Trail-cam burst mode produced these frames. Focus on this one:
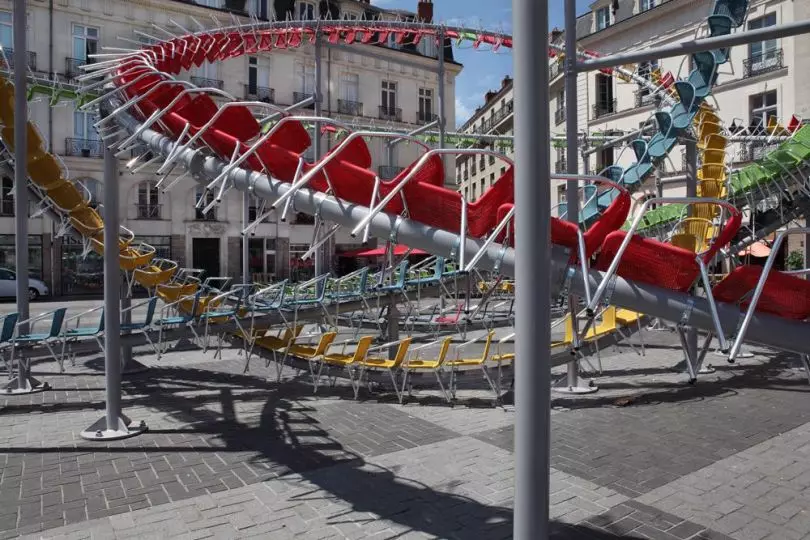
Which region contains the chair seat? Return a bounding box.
[404,359,441,369]
[595,231,701,292]
[199,310,236,319]
[446,358,485,367]
[255,337,288,350]
[491,353,514,362]
[288,345,319,359]
[615,309,641,325]
[360,357,396,369]
[15,333,50,342]
[65,328,101,338]
[713,266,810,320]
[120,323,146,332]
[155,316,189,326]
[322,354,354,366]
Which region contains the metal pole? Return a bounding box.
[437,31,446,153]
[313,30,324,279]
[555,0,597,396]
[685,141,701,370]
[242,191,250,285]
[512,0,551,537]
[578,18,810,71]
[80,131,145,440]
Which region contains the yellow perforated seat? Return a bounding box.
[28,154,65,190]
[69,207,104,237]
[47,181,86,212]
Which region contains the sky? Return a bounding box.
[370,0,593,125]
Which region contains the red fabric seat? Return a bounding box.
[175,95,260,142]
[713,266,810,320]
[595,209,741,292]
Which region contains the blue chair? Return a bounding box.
[283,273,334,327]
[60,306,105,370]
[712,0,748,27]
[631,139,650,164]
[0,312,18,372]
[707,15,734,63]
[198,287,247,357]
[154,290,203,361]
[121,296,158,354]
[648,112,678,160]
[621,162,654,188]
[600,165,624,184]
[670,81,700,131]
[688,52,717,97]
[11,308,67,370]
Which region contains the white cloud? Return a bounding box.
[455,97,474,126]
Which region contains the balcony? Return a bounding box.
[554,108,565,126]
[736,142,779,163]
[0,199,13,216]
[338,99,363,116]
[194,209,217,221]
[191,76,224,90]
[64,138,102,158]
[293,91,315,108]
[592,99,618,120]
[378,165,404,180]
[634,90,657,108]
[0,49,37,72]
[554,160,567,174]
[379,106,402,122]
[244,85,275,103]
[743,49,784,79]
[135,204,162,220]
[549,60,563,80]
[417,111,438,124]
[65,57,90,81]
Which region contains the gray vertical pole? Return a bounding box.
[513,0,551,537]
[556,0,596,395]
[437,31,446,152]
[80,132,145,440]
[13,0,28,332]
[242,192,250,285]
[313,30,324,279]
[685,141,699,363]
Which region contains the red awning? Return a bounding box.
[339,244,427,258]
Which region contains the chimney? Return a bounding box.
[501,76,512,89]
[485,90,497,103]
[417,0,433,23]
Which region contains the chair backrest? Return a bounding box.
[600,306,617,330]
[433,257,446,279]
[436,336,453,366]
[671,233,700,254]
[391,337,413,368]
[315,332,338,355]
[352,336,375,363]
[96,308,105,333]
[394,260,409,287]
[143,297,158,326]
[654,111,673,137]
[49,308,68,338]
[0,312,18,343]
[479,331,495,363]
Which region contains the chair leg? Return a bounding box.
[434,369,451,404]
[800,354,810,385]
[388,369,403,403]
[637,319,646,356]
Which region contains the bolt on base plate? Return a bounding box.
[80,415,147,441]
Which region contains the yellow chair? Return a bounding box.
[118,245,157,271]
[672,218,713,253]
[156,282,199,304]
[401,336,453,402]
[698,179,726,199]
[28,154,65,190]
[357,337,412,402]
[698,133,728,153]
[692,203,719,221]
[252,324,305,368]
[68,207,104,237]
[46,181,86,213]
[316,335,375,395]
[702,149,727,166]
[0,80,14,125]
[698,163,727,182]
[767,116,786,135]
[133,259,178,289]
[282,331,337,382]
[445,331,498,401]
[615,309,646,356]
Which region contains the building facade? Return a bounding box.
[0,0,461,296]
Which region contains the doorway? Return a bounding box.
[192,238,220,280]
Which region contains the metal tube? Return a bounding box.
[685,141,698,362]
[242,191,250,285]
[513,0,551,536]
[438,30,446,153]
[314,30,324,279]
[578,18,810,71]
[13,0,28,337]
[103,142,122,431]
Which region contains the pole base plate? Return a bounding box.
[80,415,147,441]
[552,384,599,395]
[3,376,49,395]
[698,364,716,375]
[713,350,754,359]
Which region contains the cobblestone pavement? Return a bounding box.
[1,325,809,539]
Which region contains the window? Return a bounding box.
[749,90,777,132]
[639,0,655,12]
[195,188,216,221]
[557,89,565,112]
[0,176,12,216]
[0,11,11,50]
[0,235,43,281]
[83,179,102,207]
[637,60,659,102]
[418,88,433,121]
[194,60,219,81]
[297,1,316,20]
[137,181,160,219]
[341,73,359,102]
[489,172,495,187]
[381,80,397,111]
[479,155,485,169]
[295,63,315,94]
[138,236,171,260]
[248,0,266,18]
[418,36,438,58]
[500,167,506,176]
[290,243,315,282]
[248,238,276,280]
[595,7,611,30]
[73,110,99,141]
[598,148,614,170]
[72,24,99,62]
[595,74,614,116]
[748,13,778,68]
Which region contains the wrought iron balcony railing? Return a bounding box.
[378,106,402,122]
[338,99,363,116]
[191,76,224,90]
[743,49,784,79]
[65,57,90,80]
[634,90,657,108]
[378,165,404,180]
[194,209,218,221]
[135,204,162,220]
[293,91,315,108]
[244,85,275,103]
[554,108,565,125]
[592,99,618,120]
[417,111,438,124]
[64,138,102,158]
[0,49,37,72]
[549,60,563,80]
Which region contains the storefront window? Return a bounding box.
[289,243,315,283]
[138,236,172,260]
[0,235,43,279]
[61,237,103,295]
[246,238,276,283]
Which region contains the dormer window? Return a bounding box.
[595,6,611,30]
[639,0,656,12]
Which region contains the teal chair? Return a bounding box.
[11,308,67,370]
[0,312,18,373]
[60,306,105,371]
